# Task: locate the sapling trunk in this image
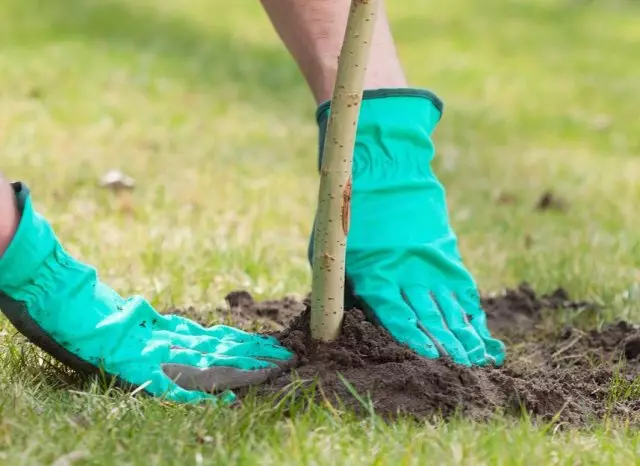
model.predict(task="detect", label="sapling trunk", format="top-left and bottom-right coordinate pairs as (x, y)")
top-left (310, 0), bottom-right (380, 342)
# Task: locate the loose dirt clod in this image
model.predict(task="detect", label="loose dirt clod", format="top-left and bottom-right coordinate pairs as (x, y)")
top-left (535, 190), bottom-right (568, 212)
top-left (225, 283), bottom-right (639, 426)
top-left (168, 291), bottom-right (305, 331)
top-left (222, 291), bottom-right (305, 330)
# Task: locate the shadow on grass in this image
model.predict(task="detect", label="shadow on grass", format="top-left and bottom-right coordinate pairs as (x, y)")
top-left (5, 0), bottom-right (310, 112)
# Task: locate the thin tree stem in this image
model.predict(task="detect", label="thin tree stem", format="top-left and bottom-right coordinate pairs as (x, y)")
top-left (310, 0), bottom-right (380, 341)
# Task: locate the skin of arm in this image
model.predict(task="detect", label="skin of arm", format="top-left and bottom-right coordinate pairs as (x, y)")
top-left (260, 0), bottom-right (407, 104)
top-left (0, 176), bottom-right (19, 257)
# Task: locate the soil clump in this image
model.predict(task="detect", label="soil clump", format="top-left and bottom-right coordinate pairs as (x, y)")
top-left (187, 284), bottom-right (640, 425)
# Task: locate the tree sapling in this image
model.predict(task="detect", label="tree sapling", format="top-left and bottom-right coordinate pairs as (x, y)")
top-left (310, 0), bottom-right (380, 342)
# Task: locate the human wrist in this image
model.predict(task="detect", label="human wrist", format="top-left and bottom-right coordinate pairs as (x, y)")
top-left (313, 56), bottom-right (408, 104)
top-left (0, 183), bottom-right (60, 292)
top-left (0, 178), bottom-right (20, 258)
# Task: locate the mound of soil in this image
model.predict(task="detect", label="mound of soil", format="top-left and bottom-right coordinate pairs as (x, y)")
top-left (222, 283), bottom-right (639, 426)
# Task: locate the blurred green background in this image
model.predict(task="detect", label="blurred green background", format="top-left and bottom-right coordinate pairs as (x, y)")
top-left (1, 0), bottom-right (639, 463)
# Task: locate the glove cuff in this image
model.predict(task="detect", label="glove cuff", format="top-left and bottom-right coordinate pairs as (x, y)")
top-left (0, 182), bottom-right (60, 292)
top-left (315, 88), bottom-right (444, 170)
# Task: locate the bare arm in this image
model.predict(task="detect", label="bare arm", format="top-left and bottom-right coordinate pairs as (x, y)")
top-left (260, 0), bottom-right (407, 104)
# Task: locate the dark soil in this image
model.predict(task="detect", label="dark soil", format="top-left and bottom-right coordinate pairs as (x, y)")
top-left (535, 190), bottom-right (568, 212)
top-left (222, 290), bottom-right (305, 330)
top-left (167, 290), bottom-right (305, 331)
top-left (213, 283), bottom-right (640, 426)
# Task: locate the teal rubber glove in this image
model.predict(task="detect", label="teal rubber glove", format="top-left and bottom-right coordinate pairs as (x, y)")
top-left (310, 89), bottom-right (506, 366)
top-left (0, 183), bottom-right (294, 403)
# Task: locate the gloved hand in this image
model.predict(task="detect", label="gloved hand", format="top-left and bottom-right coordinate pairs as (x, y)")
top-left (310, 89), bottom-right (506, 366)
top-left (0, 183), bottom-right (294, 403)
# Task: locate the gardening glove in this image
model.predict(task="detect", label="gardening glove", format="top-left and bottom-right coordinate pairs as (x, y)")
top-left (0, 183), bottom-right (294, 403)
top-left (309, 89), bottom-right (506, 366)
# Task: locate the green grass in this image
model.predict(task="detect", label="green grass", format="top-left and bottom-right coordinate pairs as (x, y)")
top-left (1, 0), bottom-right (640, 463)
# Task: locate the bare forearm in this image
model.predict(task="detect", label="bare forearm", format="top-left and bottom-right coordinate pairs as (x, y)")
top-left (0, 176), bottom-right (19, 257)
top-left (260, 0), bottom-right (406, 104)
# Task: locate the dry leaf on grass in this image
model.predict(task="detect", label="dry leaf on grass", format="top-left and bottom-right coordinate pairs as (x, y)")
top-left (99, 169), bottom-right (136, 191)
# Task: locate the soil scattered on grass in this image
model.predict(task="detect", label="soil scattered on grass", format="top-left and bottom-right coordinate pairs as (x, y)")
top-left (167, 290), bottom-right (305, 331)
top-left (535, 190), bottom-right (568, 212)
top-left (221, 283), bottom-right (639, 426)
top-left (222, 290), bottom-right (305, 330)
top-left (481, 282), bottom-right (594, 337)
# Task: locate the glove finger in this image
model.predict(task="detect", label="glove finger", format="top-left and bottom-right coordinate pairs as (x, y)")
top-left (122, 365), bottom-right (233, 404)
top-left (401, 287), bottom-right (470, 365)
top-left (433, 289), bottom-right (489, 366)
top-left (358, 290), bottom-right (440, 359)
top-left (159, 378), bottom-right (236, 405)
top-left (162, 330), bottom-right (293, 362)
top-left (181, 322), bottom-right (284, 348)
top-left (209, 339), bottom-right (295, 361)
top-left (161, 315), bottom-right (260, 343)
top-left (154, 330), bottom-right (223, 352)
top-left (456, 291), bottom-right (507, 366)
top-left (161, 359), bottom-right (284, 393)
top-left (167, 347), bottom-right (277, 371)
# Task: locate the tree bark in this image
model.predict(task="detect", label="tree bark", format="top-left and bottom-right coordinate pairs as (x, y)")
top-left (310, 0), bottom-right (380, 341)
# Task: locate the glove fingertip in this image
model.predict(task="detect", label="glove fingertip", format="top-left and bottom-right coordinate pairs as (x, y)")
top-left (451, 352), bottom-right (472, 367)
top-left (219, 390), bottom-right (238, 405)
top-left (165, 387), bottom-right (217, 404)
top-left (158, 376), bottom-right (237, 406)
top-left (258, 353), bottom-right (298, 371)
top-left (490, 348), bottom-right (507, 367)
top-left (410, 342), bottom-right (440, 360)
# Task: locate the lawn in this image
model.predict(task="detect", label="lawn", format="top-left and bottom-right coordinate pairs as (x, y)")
top-left (1, 0), bottom-right (640, 463)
